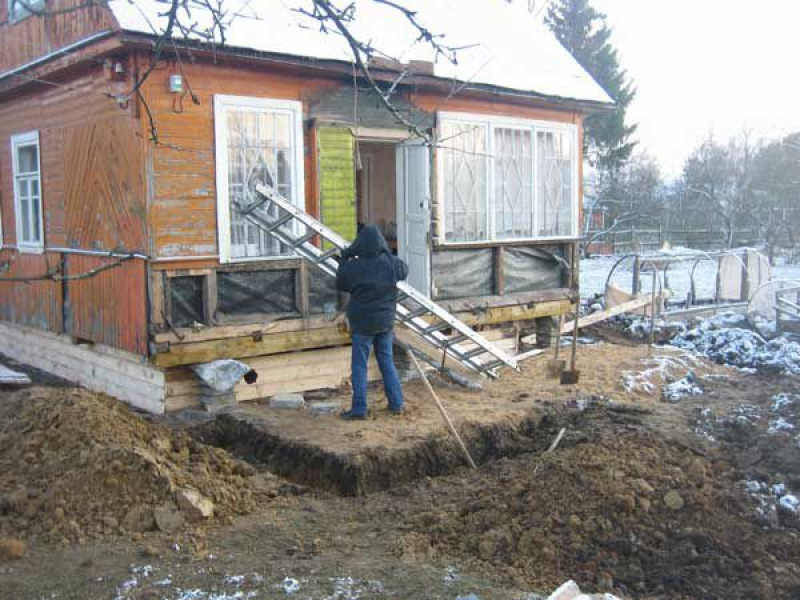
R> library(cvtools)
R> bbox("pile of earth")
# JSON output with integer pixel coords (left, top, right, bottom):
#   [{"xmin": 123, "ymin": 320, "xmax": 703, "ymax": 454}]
[
  {"xmin": 400, "ymin": 406, "xmax": 800, "ymax": 599},
  {"xmin": 0, "ymin": 387, "xmax": 281, "ymax": 544}
]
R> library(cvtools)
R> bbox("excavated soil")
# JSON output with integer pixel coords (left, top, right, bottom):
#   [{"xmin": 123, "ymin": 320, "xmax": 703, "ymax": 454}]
[
  {"xmin": 0, "ymin": 387, "xmax": 284, "ymax": 543},
  {"xmin": 399, "ymin": 403, "xmax": 800, "ymax": 599}
]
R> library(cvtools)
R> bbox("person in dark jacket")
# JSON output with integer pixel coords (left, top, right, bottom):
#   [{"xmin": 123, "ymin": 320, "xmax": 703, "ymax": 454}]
[{"xmin": 336, "ymin": 225, "xmax": 409, "ymax": 420}]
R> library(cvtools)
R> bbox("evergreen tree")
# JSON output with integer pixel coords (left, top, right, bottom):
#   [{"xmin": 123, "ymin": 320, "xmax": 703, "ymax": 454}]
[{"xmin": 545, "ymin": 0, "xmax": 637, "ymax": 173}]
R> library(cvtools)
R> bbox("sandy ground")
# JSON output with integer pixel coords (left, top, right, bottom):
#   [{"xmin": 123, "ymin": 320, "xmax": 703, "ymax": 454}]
[
  {"xmin": 222, "ymin": 341, "xmax": 725, "ymax": 457},
  {"xmin": 2, "ymin": 337, "xmax": 800, "ymax": 599}
]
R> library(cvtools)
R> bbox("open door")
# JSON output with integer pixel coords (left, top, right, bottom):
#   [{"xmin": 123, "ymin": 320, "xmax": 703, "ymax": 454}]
[{"xmin": 396, "ymin": 141, "xmax": 431, "ymax": 296}]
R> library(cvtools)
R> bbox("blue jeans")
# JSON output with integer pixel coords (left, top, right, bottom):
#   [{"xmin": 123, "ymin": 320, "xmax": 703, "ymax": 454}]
[{"xmin": 350, "ymin": 330, "xmax": 404, "ymax": 416}]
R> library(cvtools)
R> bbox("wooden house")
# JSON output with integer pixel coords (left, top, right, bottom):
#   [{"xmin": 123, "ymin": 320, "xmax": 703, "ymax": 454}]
[{"xmin": 0, "ymin": 0, "xmax": 613, "ymax": 412}]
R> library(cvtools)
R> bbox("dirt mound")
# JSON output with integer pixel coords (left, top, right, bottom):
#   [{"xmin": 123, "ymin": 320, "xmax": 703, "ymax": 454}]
[
  {"xmin": 0, "ymin": 387, "xmax": 274, "ymax": 543},
  {"xmin": 403, "ymin": 407, "xmax": 800, "ymax": 599}
]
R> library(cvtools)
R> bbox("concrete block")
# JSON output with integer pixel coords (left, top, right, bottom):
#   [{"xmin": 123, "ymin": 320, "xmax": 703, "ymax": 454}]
[
  {"xmin": 270, "ymin": 393, "xmax": 306, "ymax": 410},
  {"xmin": 307, "ymin": 401, "xmax": 343, "ymax": 416}
]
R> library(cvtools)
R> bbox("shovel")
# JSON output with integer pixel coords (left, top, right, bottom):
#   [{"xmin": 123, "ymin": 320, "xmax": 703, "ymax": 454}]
[
  {"xmin": 560, "ymin": 302, "xmax": 581, "ymax": 385},
  {"xmin": 546, "ymin": 314, "xmax": 566, "ymax": 378}
]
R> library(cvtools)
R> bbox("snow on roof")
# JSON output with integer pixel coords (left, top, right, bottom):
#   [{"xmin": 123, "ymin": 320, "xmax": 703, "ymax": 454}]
[{"xmin": 109, "ymin": 0, "xmax": 613, "ymax": 105}]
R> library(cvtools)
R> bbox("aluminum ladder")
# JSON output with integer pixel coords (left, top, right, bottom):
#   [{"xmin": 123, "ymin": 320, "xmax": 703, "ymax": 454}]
[{"xmin": 237, "ymin": 183, "xmax": 519, "ymax": 376}]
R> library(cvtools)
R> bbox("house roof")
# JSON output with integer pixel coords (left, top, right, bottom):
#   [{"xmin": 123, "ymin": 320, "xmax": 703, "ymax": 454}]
[{"xmin": 108, "ymin": 0, "xmax": 614, "ymax": 107}]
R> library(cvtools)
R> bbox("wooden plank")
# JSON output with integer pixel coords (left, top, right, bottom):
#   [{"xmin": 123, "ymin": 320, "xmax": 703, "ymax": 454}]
[
  {"xmin": 0, "ymin": 322, "xmax": 166, "ymax": 413},
  {"xmin": 153, "ymin": 313, "xmax": 347, "ymax": 344},
  {"xmin": 561, "ymin": 296, "xmax": 651, "ymax": 334},
  {"xmin": 152, "ymin": 326, "xmax": 352, "ymax": 367}
]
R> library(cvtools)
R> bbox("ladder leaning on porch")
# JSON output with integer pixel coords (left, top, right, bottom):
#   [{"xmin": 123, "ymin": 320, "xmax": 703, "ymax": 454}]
[{"xmin": 235, "ymin": 182, "xmax": 519, "ymax": 377}]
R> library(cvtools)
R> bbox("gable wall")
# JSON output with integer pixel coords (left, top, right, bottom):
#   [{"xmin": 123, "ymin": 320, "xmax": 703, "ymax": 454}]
[
  {"xmin": 0, "ymin": 60, "xmax": 149, "ymax": 354},
  {"xmin": 0, "ymin": 0, "xmax": 116, "ymax": 73}
]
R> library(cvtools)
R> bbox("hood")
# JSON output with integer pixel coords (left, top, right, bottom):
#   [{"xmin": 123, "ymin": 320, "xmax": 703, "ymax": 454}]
[{"xmin": 346, "ymin": 225, "xmax": 390, "ymax": 258}]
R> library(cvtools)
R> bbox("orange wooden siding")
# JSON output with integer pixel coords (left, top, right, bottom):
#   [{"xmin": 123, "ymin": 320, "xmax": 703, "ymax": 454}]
[
  {"xmin": 0, "ymin": 250, "xmax": 63, "ymax": 331},
  {"xmin": 65, "ymin": 253, "xmax": 148, "ymax": 354},
  {"xmin": 0, "ymin": 0, "xmax": 117, "ymax": 73},
  {"xmin": 0, "ymin": 62, "xmax": 149, "ymax": 354},
  {"xmin": 140, "ymin": 59, "xmax": 338, "ymax": 259}
]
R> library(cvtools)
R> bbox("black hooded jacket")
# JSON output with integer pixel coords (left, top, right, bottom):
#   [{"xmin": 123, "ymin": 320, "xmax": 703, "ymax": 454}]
[{"xmin": 335, "ymin": 225, "xmax": 408, "ymax": 334}]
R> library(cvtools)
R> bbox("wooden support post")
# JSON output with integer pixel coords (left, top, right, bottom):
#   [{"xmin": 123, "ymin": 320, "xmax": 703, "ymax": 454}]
[
  {"xmin": 297, "ymin": 259, "xmax": 310, "ymax": 318},
  {"xmin": 632, "ymin": 256, "xmax": 641, "ymax": 296},
  {"xmin": 203, "ymin": 271, "xmax": 218, "ymax": 325},
  {"xmin": 406, "ymin": 350, "xmax": 477, "ymax": 470},
  {"xmin": 493, "ymin": 246, "xmax": 505, "ymax": 296}
]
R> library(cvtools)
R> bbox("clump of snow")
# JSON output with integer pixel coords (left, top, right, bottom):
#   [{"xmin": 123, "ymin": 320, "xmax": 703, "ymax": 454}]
[
  {"xmin": 662, "ymin": 372, "xmax": 703, "ymax": 403},
  {"xmin": 621, "ymin": 347, "xmax": 703, "ymax": 395},
  {"xmin": 282, "ymin": 577, "xmax": 301, "ymax": 594},
  {"xmin": 671, "ymin": 324, "xmax": 800, "ymax": 374},
  {"xmin": 772, "ymin": 393, "xmax": 799, "ymax": 412},
  {"xmin": 768, "ymin": 417, "xmax": 796, "ymax": 434},
  {"xmin": 742, "ymin": 479, "xmax": 800, "ymax": 526},
  {"xmin": 780, "ymin": 494, "xmax": 800, "ymax": 515}
]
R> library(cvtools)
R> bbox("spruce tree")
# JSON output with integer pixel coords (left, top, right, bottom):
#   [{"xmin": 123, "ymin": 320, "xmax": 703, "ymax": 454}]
[{"xmin": 545, "ymin": 0, "xmax": 637, "ymax": 173}]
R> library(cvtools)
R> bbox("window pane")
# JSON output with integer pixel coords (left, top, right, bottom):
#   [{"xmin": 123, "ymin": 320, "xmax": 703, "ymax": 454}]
[
  {"xmin": 441, "ymin": 121, "xmax": 488, "ymax": 242},
  {"xmin": 226, "ymin": 108, "xmax": 296, "ymax": 259},
  {"xmin": 19, "ymin": 195, "xmax": 31, "ymax": 243},
  {"xmin": 494, "ymin": 128, "xmax": 533, "ymax": 239},
  {"xmin": 31, "ymin": 193, "xmax": 42, "ymax": 242},
  {"xmin": 17, "ymin": 145, "xmax": 38, "ymax": 174},
  {"xmin": 536, "ymin": 131, "xmax": 574, "ymax": 238}
]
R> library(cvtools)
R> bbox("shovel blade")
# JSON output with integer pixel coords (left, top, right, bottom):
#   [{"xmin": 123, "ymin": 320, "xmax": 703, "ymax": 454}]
[{"xmin": 560, "ymin": 369, "xmax": 581, "ymax": 385}]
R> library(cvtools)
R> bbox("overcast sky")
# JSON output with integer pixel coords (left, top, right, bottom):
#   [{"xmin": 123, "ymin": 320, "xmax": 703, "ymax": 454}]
[{"xmin": 588, "ymin": 0, "xmax": 800, "ymax": 177}]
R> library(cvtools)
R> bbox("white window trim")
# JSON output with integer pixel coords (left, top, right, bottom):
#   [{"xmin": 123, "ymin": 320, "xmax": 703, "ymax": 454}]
[
  {"xmin": 436, "ymin": 111, "xmax": 579, "ymax": 246},
  {"xmin": 11, "ymin": 130, "xmax": 44, "ymax": 254},
  {"xmin": 213, "ymin": 94, "xmax": 305, "ymax": 264},
  {"xmin": 8, "ymin": 0, "xmax": 44, "ymax": 23}
]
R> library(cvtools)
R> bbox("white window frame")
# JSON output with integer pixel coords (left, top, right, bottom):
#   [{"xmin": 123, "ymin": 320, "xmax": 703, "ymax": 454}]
[
  {"xmin": 213, "ymin": 94, "xmax": 305, "ymax": 264},
  {"xmin": 436, "ymin": 111, "xmax": 579, "ymax": 246},
  {"xmin": 11, "ymin": 130, "xmax": 44, "ymax": 254},
  {"xmin": 8, "ymin": 0, "xmax": 45, "ymax": 23}
]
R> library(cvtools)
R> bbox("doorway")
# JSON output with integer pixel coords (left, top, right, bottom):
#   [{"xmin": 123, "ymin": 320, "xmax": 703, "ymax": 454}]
[{"xmin": 355, "ymin": 139, "xmax": 431, "ymax": 296}]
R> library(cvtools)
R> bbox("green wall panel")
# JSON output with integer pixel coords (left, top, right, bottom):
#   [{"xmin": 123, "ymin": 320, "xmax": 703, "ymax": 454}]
[{"xmin": 318, "ymin": 127, "xmax": 356, "ymax": 246}]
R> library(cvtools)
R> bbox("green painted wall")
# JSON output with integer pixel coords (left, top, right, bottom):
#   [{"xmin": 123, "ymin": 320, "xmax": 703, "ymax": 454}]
[{"xmin": 318, "ymin": 127, "xmax": 356, "ymax": 246}]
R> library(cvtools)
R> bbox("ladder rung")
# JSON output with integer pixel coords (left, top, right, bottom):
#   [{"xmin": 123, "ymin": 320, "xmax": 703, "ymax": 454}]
[
  {"xmin": 239, "ymin": 197, "xmax": 269, "ymax": 216},
  {"xmin": 444, "ymin": 333, "xmax": 468, "ymax": 346},
  {"xmin": 461, "ymin": 346, "xmax": 488, "ymax": 359},
  {"xmin": 480, "ymin": 360, "xmax": 506, "ymax": 372},
  {"xmin": 403, "ymin": 307, "xmax": 431, "ymax": 321},
  {"xmin": 265, "ymin": 212, "xmax": 294, "ymax": 233},
  {"xmin": 295, "ymin": 230, "xmax": 317, "ymax": 246},
  {"xmin": 423, "ymin": 321, "xmax": 450, "ymax": 335},
  {"xmin": 316, "ymin": 248, "xmax": 339, "ymax": 264}
]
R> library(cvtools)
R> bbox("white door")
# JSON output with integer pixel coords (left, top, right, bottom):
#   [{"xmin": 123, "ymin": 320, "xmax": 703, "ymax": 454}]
[{"xmin": 396, "ymin": 141, "xmax": 431, "ymax": 296}]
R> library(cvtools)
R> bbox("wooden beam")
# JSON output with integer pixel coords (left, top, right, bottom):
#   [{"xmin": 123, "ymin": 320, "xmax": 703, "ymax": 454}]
[
  {"xmin": 561, "ymin": 296, "xmax": 651, "ymax": 334},
  {"xmin": 152, "ymin": 326, "xmax": 351, "ymax": 367},
  {"xmin": 153, "ymin": 313, "xmax": 346, "ymax": 345}
]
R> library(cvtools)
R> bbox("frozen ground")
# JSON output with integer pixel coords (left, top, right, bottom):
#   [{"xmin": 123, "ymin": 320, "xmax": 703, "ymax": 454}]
[{"xmin": 581, "ymin": 253, "xmax": 800, "ymax": 300}]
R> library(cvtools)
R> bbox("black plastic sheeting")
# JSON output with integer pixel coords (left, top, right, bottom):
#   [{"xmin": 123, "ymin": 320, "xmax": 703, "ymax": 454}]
[
  {"xmin": 217, "ymin": 269, "xmax": 296, "ymax": 316},
  {"xmin": 170, "ymin": 276, "xmax": 205, "ymax": 328},
  {"xmin": 503, "ymin": 246, "xmax": 565, "ymax": 293},
  {"xmin": 308, "ymin": 263, "xmax": 340, "ymax": 314},
  {"xmin": 432, "ymin": 249, "xmax": 493, "ymax": 300}
]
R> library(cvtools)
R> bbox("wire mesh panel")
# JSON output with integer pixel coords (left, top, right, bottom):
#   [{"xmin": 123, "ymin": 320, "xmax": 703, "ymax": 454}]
[
  {"xmin": 494, "ymin": 127, "xmax": 533, "ymax": 239},
  {"xmin": 226, "ymin": 109, "xmax": 295, "ymax": 259},
  {"xmin": 536, "ymin": 130, "xmax": 574, "ymax": 238},
  {"xmin": 441, "ymin": 121, "xmax": 489, "ymax": 242}
]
